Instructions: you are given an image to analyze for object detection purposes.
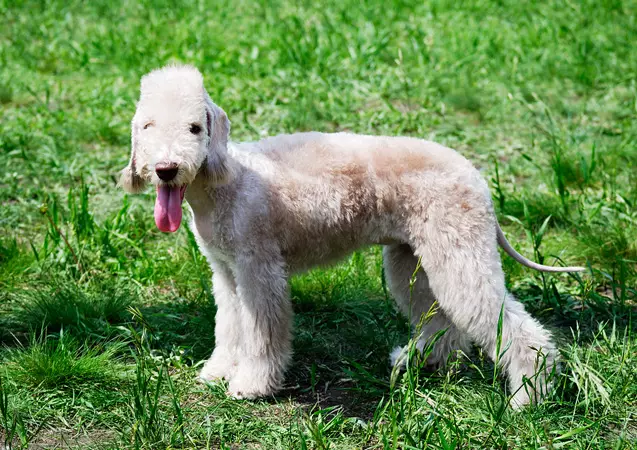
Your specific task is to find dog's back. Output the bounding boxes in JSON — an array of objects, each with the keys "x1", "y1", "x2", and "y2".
[
  {"x1": 227, "y1": 132, "x2": 484, "y2": 272},
  {"x1": 239, "y1": 132, "x2": 473, "y2": 178}
]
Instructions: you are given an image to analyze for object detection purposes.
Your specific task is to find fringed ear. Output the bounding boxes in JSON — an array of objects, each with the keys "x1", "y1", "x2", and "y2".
[
  {"x1": 203, "y1": 91, "x2": 231, "y2": 184},
  {"x1": 118, "y1": 122, "x2": 147, "y2": 193}
]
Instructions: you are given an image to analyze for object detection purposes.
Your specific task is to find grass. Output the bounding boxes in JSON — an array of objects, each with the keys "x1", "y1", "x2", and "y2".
[{"x1": 1, "y1": 0, "x2": 636, "y2": 447}]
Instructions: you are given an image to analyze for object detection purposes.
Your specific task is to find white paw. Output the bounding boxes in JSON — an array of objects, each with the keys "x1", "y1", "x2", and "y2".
[
  {"x1": 509, "y1": 375, "x2": 554, "y2": 410},
  {"x1": 510, "y1": 389, "x2": 531, "y2": 410},
  {"x1": 389, "y1": 342, "x2": 448, "y2": 371},
  {"x1": 198, "y1": 348, "x2": 237, "y2": 382},
  {"x1": 227, "y1": 358, "x2": 281, "y2": 399},
  {"x1": 390, "y1": 345, "x2": 408, "y2": 369},
  {"x1": 227, "y1": 374, "x2": 272, "y2": 399}
]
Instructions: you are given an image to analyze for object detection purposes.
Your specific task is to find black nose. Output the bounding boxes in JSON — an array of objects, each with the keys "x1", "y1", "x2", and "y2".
[{"x1": 155, "y1": 162, "x2": 179, "y2": 181}]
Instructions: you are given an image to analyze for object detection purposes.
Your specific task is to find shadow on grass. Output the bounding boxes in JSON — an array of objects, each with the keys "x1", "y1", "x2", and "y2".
[
  {"x1": 136, "y1": 299, "x2": 217, "y2": 362},
  {"x1": 134, "y1": 280, "x2": 409, "y2": 419},
  {"x1": 511, "y1": 275, "x2": 637, "y2": 347},
  {"x1": 284, "y1": 295, "x2": 408, "y2": 419},
  {"x1": 2, "y1": 261, "x2": 633, "y2": 422}
]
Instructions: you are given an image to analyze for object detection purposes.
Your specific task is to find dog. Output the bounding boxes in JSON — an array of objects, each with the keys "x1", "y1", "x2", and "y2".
[{"x1": 119, "y1": 64, "x2": 585, "y2": 407}]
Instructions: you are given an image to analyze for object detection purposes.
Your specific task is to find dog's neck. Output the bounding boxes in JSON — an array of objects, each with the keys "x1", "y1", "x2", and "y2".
[{"x1": 185, "y1": 152, "x2": 243, "y2": 217}]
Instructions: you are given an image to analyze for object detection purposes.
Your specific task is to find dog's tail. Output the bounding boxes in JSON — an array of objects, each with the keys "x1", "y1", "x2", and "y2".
[{"x1": 496, "y1": 222, "x2": 586, "y2": 273}]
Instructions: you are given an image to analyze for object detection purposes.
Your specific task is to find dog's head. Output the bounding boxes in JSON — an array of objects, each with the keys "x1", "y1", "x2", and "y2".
[{"x1": 119, "y1": 65, "x2": 230, "y2": 232}]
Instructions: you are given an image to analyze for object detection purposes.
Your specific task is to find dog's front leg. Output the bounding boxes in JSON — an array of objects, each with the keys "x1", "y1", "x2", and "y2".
[
  {"x1": 228, "y1": 250, "x2": 293, "y2": 399},
  {"x1": 199, "y1": 261, "x2": 241, "y2": 383}
]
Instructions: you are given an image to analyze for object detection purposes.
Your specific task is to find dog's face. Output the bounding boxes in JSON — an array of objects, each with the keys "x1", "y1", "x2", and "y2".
[{"x1": 119, "y1": 65, "x2": 230, "y2": 232}]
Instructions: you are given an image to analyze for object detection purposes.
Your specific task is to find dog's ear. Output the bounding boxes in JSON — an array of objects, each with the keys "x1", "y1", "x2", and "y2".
[
  {"x1": 203, "y1": 91, "x2": 231, "y2": 183},
  {"x1": 118, "y1": 122, "x2": 147, "y2": 193}
]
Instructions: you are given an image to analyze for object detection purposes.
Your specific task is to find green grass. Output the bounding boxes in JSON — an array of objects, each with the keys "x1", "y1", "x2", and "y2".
[{"x1": 1, "y1": 0, "x2": 636, "y2": 448}]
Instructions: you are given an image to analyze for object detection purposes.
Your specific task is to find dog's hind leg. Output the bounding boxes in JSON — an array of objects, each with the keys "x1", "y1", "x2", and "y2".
[
  {"x1": 407, "y1": 186, "x2": 557, "y2": 408},
  {"x1": 383, "y1": 244, "x2": 471, "y2": 370}
]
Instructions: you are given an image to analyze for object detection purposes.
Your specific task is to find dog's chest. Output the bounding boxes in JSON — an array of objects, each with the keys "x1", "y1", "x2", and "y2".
[{"x1": 189, "y1": 210, "x2": 236, "y2": 265}]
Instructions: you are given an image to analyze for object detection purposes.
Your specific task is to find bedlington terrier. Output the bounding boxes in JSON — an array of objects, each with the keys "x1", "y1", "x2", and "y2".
[{"x1": 119, "y1": 65, "x2": 585, "y2": 408}]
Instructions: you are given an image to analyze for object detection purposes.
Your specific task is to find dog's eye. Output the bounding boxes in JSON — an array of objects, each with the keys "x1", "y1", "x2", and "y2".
[
  {"x1": 143, "y1": 122, "x2": 154, "y2": 130},
  {"x1": 189, "y1": 124, "x2": 202, "y2": 135}
]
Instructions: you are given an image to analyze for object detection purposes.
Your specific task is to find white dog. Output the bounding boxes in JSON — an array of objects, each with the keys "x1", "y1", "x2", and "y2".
[{"x1": 120, "y1": 65, "x2": 585, "y2": 407}]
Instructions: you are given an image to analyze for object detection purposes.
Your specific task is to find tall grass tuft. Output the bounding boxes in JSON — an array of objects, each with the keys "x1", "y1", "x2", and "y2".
[
  {"x1": 7, "y1": 330, "x2": 124, "y2": 389},
  {"x1": 12, "y1": 276, "x2": 133, "y2": 339}
]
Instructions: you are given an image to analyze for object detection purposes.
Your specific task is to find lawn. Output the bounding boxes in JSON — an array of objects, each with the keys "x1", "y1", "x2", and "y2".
[{"x1": 1, "y1": 0, "x2": 636, "y2": 448}]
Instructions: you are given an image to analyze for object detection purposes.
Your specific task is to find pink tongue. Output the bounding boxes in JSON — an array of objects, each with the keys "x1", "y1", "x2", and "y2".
[{"x1": 154, "y1": 185, "x2": 183, "y2": 232}]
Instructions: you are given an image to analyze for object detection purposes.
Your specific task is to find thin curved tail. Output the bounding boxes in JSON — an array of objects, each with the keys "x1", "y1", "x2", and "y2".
[{"x1": 496, "y1": 222, "x2": 586, "y2": 273}]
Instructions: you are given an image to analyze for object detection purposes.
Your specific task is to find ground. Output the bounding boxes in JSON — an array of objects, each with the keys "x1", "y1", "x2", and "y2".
[{"x1": 0, "y1": 0, "x2": 636, "y2": 448}]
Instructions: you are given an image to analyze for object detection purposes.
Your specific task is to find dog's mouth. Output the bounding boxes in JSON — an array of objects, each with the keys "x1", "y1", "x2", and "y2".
[{"x1": 154, "y1": 185, "x2": 187, "y2": 233}]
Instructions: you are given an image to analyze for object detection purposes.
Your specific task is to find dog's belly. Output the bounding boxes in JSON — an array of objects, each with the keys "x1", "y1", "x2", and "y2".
[
  {"x1": 281, "y1": 223, "x2": 400, "y2": 273},
  {"x1": 284, "y1": 240, "x2": 362, "y2": 273},
  {"x1": 284, "y1": 243, "x2": 369, "y2": 274}
]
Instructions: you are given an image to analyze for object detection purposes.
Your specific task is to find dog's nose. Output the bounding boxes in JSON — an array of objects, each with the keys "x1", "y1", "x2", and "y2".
[{"x1": 155, "y1": 162, "x2": 179, "y2": 181}]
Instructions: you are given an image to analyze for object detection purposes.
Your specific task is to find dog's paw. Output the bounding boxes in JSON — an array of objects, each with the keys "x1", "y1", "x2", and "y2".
[
  {"x1": 227, "y1": 358, "x2": 281, "y2": 399},
  {"x1": 509, "y1": 375, "x2": 554, "y2": 410},
  {"x1": 509, "y1": 389, "x2": 532, "y2": 410},
  {"x1": 389, "y1": 344, "x2": 450, "y2": 373},
  {"x1": 389, "y1": 345, "x2": 408, "y2": 369},
  {"x1": 227, "y1": 375, "x2": 274, "y2": 399},
  {"x1": 198, "y1": 348, "x2": 237, "y2": 382}
]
